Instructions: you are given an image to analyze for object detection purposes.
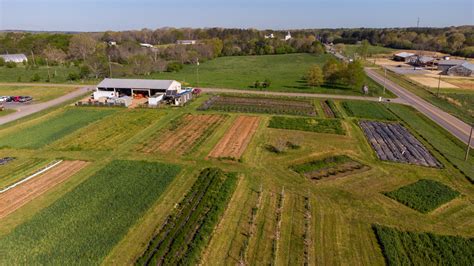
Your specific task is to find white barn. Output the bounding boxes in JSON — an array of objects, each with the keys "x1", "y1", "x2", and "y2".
[
  {"x1": 0, "y1": 54, "x2": 28, "y2": 63},
  {"x1": 94, "y1": 78, "x2": 182, "y2": 99}
]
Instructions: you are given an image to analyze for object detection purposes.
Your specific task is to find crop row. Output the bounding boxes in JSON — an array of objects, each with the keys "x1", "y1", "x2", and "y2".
[
  {"x1": 268, "y1": 116, "x2": 345, "y2": 135},
  {"x1": 320, "y1": 99, "x2": 340, "y2": 118},
  {"x1": 291, "y1": 155, "x2": 369, "y2": 180},
  {"x1": 342, "y1": 101, "x2": 397, "y2": 121},
  {"x1": 136, "y1": 168, "x2": 238, "y2": 266}
]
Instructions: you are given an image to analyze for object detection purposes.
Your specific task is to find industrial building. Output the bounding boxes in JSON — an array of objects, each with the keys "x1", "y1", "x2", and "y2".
[
  {"x1": 438, "y1": 59, "x2": 468, "y2": 73},
  {"x1": 446, "y1": 62, "x2": 474, "y2": 77},
  {"x1": 0, "y1": 54, "x2": 28, "y2": 63},
  {"x1": 393, "y1": 52, "x2": 415, "y2": 62}
]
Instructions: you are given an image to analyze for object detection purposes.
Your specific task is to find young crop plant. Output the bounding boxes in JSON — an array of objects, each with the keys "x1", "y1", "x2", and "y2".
[
  {"x1": 341, "y1": 101, "x2": 397, "y2": 121},
  {"x1": 268, "y1": 116, "x2": 345, "y2": 135},
  {"x1": 0, "y1": 160, "x2": 181, "y2": 265},
  {"x1": 384, "y1": 179, "x2": 460, "y2": 213},
  {"x1": 373, "y1": 225, "x2": 473, "y2": 265},
  {"x1": 136, "y1": 168, "x2": 238, "y2": 266}
]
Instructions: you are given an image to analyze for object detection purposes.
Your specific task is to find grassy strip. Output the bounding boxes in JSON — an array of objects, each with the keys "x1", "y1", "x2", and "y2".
[
  {"x1": 341, "y1": 100, "x2": 397, "y2": 121},
  {"x1": 0, "y1": 160, "x2": 181, "y2": 265},
  {"x1": 0, "y1": 158, "x2": 50, "y2": 190},
  {"x1": 268, "y1": 116, "x2": 345, "y2": 135},
  {"x1": 373, "y1": 225, "x2": 474, "y2": 265},
  {"x1": 0, "y1": 108, "x2": 116, "y2": 149},
  {"x1": 291, "y1": 155, "x2": 353, "y2": 174},
  {"x1": 136, "y1": 168, "x2": 238, "y2": 265},
  {"x1": 387, "y1": 104, "x2": 474, "y2": 182},
  {"x1": 384, "y1": 179, "x2": 460, "y2": 213}
]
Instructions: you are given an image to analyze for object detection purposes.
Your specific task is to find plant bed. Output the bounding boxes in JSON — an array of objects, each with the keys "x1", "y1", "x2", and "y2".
[
  {"x1": 384, "y1": 179, "x2": 460, "y2": 213},
  {"x1": 136, "y1": 168, "x2": 238, "y2": 266},
  {"x1": 359, "y1": 120, "x2": 442, "y2": 168},
  {"x1": 342, "y1": 101, "x2": 397, "y2": 121},
  {"x1": 268, "y1": 116, "x2": 345, "y2": 135},
  {"x1": 291, "y1": 155, "x2": 369, "y2": 180},
  {"x1": 372, "y1": 225, "x2": 473, "y2": 265},
  {"x1": 199, "y1": 95, "x2": 317, "y2": 116}
]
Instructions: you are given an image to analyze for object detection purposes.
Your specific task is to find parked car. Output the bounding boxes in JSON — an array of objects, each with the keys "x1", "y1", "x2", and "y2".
[{"x1": 19, "y1": 96, "x2": 33, "y2": 102}]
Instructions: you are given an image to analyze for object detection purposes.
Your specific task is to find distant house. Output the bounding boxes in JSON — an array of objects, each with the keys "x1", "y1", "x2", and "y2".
[
  {"x1": 446, "y1": 62, "x2": 474, "y2": 77},
  {"x1": 438, "y1": 59, "x2": 467, "y2": 73},
  {"x1": 0, "y1": 54, "x2": 28, "y2": 63},
  {"x1": 264, "y1": 33, "x2": 275, "y2": 39},
  {"x1": 176, "y1": 40, "x2": 197, "y2": 45},
  {"x1": 393, "y1": 52, "x2": 415, "y2": 62},
  {"x1": 140, "y1": 43, "x2": 154, "y2": 48},
  {"x1": 284, "y1": 31, "x2": 292, "y2": 41},
  {"x1": 108, "y1": 41, "x2": 117, "y2": 46}
]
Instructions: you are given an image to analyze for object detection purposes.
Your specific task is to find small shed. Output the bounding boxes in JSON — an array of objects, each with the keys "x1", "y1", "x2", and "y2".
[{"x1": 0, "y1": 54, "x2": 28, "y2": 63}]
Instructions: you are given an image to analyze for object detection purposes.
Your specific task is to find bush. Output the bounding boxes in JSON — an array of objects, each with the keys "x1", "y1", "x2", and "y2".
[
  {"x1": 67, "y1": 72, "x2": 80, "y2": 81},
  {"x1": 0, "y1": 57, "x2": 5, "y2": 66},
  {"x1": 5, "y1": 61, "x2": 17, "y2": 68},
  {"x1": 166, "y1": 61, "x2": 183, "y2": 72},
  {"x1": 30, "y1": 73, "x2": 41, "y2": 82}
]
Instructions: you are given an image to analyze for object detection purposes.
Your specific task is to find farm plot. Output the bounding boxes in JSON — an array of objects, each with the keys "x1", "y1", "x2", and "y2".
[
  {"x1": 320, "y1": 100, "x2": 340, "y2": 118},
  {"x1": 0, "y1": 109, "x2": 116, "y2": 149},
  {"x1": 53, "y1": 110, "x2": 162, "y2": 151},
  {"x1": 136, "y1": 168, "x2": 237, "y2": 265},
  {"x1": 291, "y1": 155, "x2": 369, "y2": 181},
  {"x1": 0, "y1": 160, "x2": 181, "y2": 265},
  {"x1": 0, "y1": 160, "x2": 89, "y2": 219},
  {"x1": 0, "y1": 158, "x2": 50, "y2": 190},
  {"x1": 342, "y1": 101, "x2": 397, "y2": 121},
  {"x1": 268, "y1": 116, "x2": 345, "y2": 135},
  {"x1": 199, "y1": 95, "x2": 317, "y2": 116},
  {"x1": 139, "y1": 114, "x2": 227, "y2": 155},
  {"x1": 359, "y1": 121, "x2": 441, "y2": 168},
  {"x1": 372, "y1": 225, "x2": 473, "y2": 265},
  {"x1": 384, "y1": 179, "x2": 460, "y2": 213},
  {"x1": 208, "y1": 116, "x2": 260, "y2": 159}
]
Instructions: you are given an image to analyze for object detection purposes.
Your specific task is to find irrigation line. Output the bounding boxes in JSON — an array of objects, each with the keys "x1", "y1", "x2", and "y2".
[{"x1": 0, "y1": 160, "x2": 63, "y2": 194}]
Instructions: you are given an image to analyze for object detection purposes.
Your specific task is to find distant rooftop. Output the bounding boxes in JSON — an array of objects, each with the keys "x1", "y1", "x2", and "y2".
[
  {"x1": 460, "y1": 62, "x2": 474, "y2": 71},
  {"x1": 394, "y1": 52, "x2": 415, "y2": 58},
  {"x1": 0, "y1": 54, "x2": 28, "y2": 63},
  {"x1": 97, "y1": 78, "x2": 177, "y2": 90},
  {"x1": 438, "y1": 59, "x2": 466, "y2": 66}
]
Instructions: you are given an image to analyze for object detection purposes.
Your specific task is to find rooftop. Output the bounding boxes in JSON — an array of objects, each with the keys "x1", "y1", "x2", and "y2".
[
  {"x1": 438, "y1": 59, "x2": 466, "y2": 66},
  {"x1": 97, "y1": 78, "x2": 177, "y2": 90},
  {"x1": 460, "y1": 62, "x2": 474, "y2": 71},
  {"x1": 394, "y1": 52, "x2": 415, "y2": 58},
  {"x1": 0, "y1": 54, "x2": 28, "y2": 62}
]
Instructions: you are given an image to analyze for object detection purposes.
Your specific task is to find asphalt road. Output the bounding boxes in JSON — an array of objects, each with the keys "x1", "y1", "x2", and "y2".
[
  {"x1": 366, "y1": 68, "x2": 473, "y2": 147},
  {"x1": 0, "y1": 87, "x2": 91, "y2": 125}
]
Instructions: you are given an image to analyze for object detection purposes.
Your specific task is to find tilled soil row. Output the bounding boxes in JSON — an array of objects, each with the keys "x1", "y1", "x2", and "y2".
[{"x1": 0, "y1": 160, "x2": 89, "y2": 219}]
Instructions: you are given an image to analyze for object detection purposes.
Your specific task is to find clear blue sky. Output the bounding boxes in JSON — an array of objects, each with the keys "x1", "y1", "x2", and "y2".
[{"x1": 0, "y1": 0, "x2": 472, "y2": 31}]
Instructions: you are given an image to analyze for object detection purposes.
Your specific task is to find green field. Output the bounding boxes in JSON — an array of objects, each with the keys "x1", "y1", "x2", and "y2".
[
  {"x1": 268, "y1": 116, "x2": 345, "y2": 135},
  {"x1": 343, "y1": 44, "x2": 395, "y2": 59},
  {"x1": 342, "y1": 100, "x2": 397, "y2": 120},
  {"x1": 0, "y1": 65, "x2": 89, "y2": 84},
  {"x1": 0, "y1": 85, "x2": 77, "y2": 102},
  {"x1": 0, "y1": 108, "x2": 116, "y2": 149},
  {"x1": 373, "y1": 225, "x2": 473, "y2": 265},
  {"x1": 384, "y1": 179, "x2": 460, "y2": 213},
  {"x1": 0, "y1": 160, "x2": 181, "y2": 264},
  {"x1": 0, "y1": 158, "x2": 50, "y2": 189}
]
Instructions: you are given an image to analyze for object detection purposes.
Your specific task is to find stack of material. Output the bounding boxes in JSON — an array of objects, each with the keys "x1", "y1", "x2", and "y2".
[{"x1": 359, "y1": 121, "x2": 441, "y2": 168}]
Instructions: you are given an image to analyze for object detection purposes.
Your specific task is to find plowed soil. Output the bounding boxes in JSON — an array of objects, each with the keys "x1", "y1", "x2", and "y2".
[
  {"x1": 140, "y1": 114, "x2": 227, "y2": 155},
  {"x1": 0, "y1": 160, "x2": 89, "y2": 219},
  {"x1": 208, "y1": 116, "x2": 260, "y2": 159}
]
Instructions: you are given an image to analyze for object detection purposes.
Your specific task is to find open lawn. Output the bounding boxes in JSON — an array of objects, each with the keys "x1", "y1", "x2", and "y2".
[
  {"x1": 342, "y1": 100, "x2": 397, "y2": 121},
  {"x1": 0, "y1": 85, "x2": 77, "y2": 102},
  {"x1": 0, "y1": 65, "x2": 90, "y2": 84}
]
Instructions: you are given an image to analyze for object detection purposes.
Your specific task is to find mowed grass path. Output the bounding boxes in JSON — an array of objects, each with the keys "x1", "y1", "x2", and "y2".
[
  {"x1": 146, "y1": 53, "x2": 387, "y2": 96},
  {"x1": 0, "y1": 108, "x2": 116, "y2": 149},
  {"x1": 0, "y1": 160, "x2": 181, "y2": 265},
  {"x1": 0, "y1": 85, "x2": 77, "y2": 102}
]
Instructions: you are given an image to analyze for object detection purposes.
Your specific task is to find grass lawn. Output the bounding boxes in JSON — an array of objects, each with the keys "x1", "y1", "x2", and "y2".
[
  {"x1": 0, "y1": 160, "x2": 181, "y2": 265},
  {"x1": 0, "y1": 85, "x2": 78, "y2": 102},
  {"x1": 0, "y1": 65, "x2": 91, "y2": 84},
  {"x1": 341, "y1": 100, "x2": 397, "y2": 121},
  {"x1": 144, "y1": 53, "x2": 390, "y2": 97},
  {"x1": 0, "y1": 109, "x2": 15, "y2": 116},
  {"x1": 0, "y1": 108, "x2": 116, "y2": 149},
  {"x1": 384, "y1": 179, "x2": 460, "y2": 213},
  {"x1": 343, "y1": 44, "x2": 395, "y2": 59}
]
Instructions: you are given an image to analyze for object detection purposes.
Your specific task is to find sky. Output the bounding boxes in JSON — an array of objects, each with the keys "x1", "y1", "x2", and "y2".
[{"x1": 0, "y1": 0, "x2": 473, "y2": 31}]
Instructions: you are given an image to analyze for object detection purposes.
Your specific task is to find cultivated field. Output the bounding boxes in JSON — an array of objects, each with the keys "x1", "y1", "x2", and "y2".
[
  {"x1": 200, "y1": 95, "x2": 317, "y2": 116},
  {"x1": 268, "y1": 116, "x2": 345, "y2": 135},
  {"x1": 0, "y1": 158, "x2": 50, "y2": 189},
  {"x1": 0, "y1": 160, "x2": 89, "y2": 219},
  {"x1": 208, "y1": 116, "x2": 260, "y2": 159},
  {"x1": 138, "y1": 114, "x2": 227, "y2": 155}
]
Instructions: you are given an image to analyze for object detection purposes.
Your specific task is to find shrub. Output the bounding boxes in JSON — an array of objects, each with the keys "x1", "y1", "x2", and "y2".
[
  {"x1": 5, "y1": 61, "x2": 17, "y2": 68},
  {"x1": 166, "y1": 61, "x2": 183, "y2": 72},
  {"x1": 30, "y1": 73, "x2": 41, "y2": 82}
]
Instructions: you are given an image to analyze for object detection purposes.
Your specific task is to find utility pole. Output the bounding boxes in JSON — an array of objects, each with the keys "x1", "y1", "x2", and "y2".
[
  {"x1": 465, "y1": 124, "x2": 473, "y2": 161},
  {"x1": 46, "y1": 59, "x2": 51, "y2": 81},
  {"x1": 383, "y1": 67, "x2": 387, "y2": 95},
  {"x1": 436, "y1": 74, "x2": 441, "y2": 96}
]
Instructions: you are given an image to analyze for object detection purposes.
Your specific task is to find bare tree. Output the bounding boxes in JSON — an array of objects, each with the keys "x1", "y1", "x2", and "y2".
[
  {"x1": 68, "y1": 34, "x2": 98, "y2": 61},
  {"x1": 42, "y1": 45, "x2": 67, "y2": 64}
]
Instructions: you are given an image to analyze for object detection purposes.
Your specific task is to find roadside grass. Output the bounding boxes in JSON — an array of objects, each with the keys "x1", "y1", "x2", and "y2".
[
  {"x1": 0, "y1": 160, "x2": 181, "y2": 265},
  {"x1": 384, "y1": 179, "x2": 460, "y2": 213},
  {"x1": 0, "y1": 109, "x2": 15, "y2": 116},
  {"x1": 52, "y1": 109, "x2": 162, "y2": 151},
  {"x1": 343, "y1": 44, "x2": 395, "y2": 59},
  {"x1": 0, "y1": 108, "x2": 116, "y2": 149},
  {"x1": 0, "y1": 157, "x2": 50, "y2": 190},
  {"x1": 268, "y1": 116, "x2": 345, "y2": 135},
  {"x1": 373, "y1": 225, "x2": 473, "y2": 265},
  {"x1": 341, "y1": 100, "x2": 397, "y2": 121},
  {"x1": 0, "y1": 85, "x2": 77, "y2": 102},
  {"x1": 387, "y1": 104, "x2": 474, "y2": 182}
]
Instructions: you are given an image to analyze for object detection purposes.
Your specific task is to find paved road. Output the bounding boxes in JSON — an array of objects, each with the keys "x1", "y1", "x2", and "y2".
[
  {"x1": 200, "y1": 87, "x2": 406, "y2": 103},
  {"x1": 366, "y1": 68, "x2": 473, "y2": 147},
  {"x1": 0, "y1": 87, "x2": 91, "y2": 125}
]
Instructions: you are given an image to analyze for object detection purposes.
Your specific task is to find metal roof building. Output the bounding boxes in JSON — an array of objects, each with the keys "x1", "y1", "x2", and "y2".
[
  {"x1": 0, "y1": 54, "x2": 28, "y2": 63},
  {"x1": 94, "y1": 78, "x2": 182, "y2": 99}
]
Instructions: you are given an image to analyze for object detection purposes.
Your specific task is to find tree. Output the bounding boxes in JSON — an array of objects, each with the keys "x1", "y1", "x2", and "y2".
[
  {"x1": 68, "y1": 34, "x2": 98, "y2": 61},
  {"x1": 306, "y1": 65, "x2": 324, "y2": 88},
  {"x1": 129, "y1": 54, "x2": 153, "y2": 75},
  {"x1": 343, "y1": 60, "x2": 365, "y2": 88},
  {"x1": 357, "y1": 40, "x2": 370, "y2": 59},
  {"x1": 323, "y1": 58, "x2": 342, "y2": 82},
  {"x1": 43, "y1": 45, "x2": 67, "y2": 64}
]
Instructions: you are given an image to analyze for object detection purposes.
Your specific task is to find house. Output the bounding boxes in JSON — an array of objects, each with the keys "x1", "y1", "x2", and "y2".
[
  {"x1": 438, "y1": 59, "x2": 467, "y2": 73},
  {"x1": 284, "y1": 31, "x2": 292, "y2": 41},
  {"x1": 176, "y1": 40, "x2": 197, "y2": 45},
  {"x1": 393, "y1": 52, "x2": 415, "y2": 62},
  {"x1": 108, "y1": 41, "x2": 117, "y2": 46},
  {"x1": 0, "y1": 54, "x2": 28, "y2": 63},
  {"x1": 264, "y1": 33, "x2": 275, "y2": 39},
  {"x1": 446, "y1": 62, "x2": 474, "y2": 77},
  {"x1": 140, "y1": 43, "x2": 154, "y2": 48}
]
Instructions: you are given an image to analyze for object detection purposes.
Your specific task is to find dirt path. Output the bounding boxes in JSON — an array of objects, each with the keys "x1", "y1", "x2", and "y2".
[
  {"x1": 0, "y1": 160, "x2": 89, "y2": 219},
  {"x1": 209, "y1": 116, "x2": 260, "y2": 159}
]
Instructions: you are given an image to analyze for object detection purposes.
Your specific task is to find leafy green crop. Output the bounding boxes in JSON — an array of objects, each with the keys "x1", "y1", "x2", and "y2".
[
  {"x1": 268, "y1": 116, "x2": 345, "y2": 135},
  {"x1": 342, "y1": 101, "x2": 397, "y2": 121}
]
